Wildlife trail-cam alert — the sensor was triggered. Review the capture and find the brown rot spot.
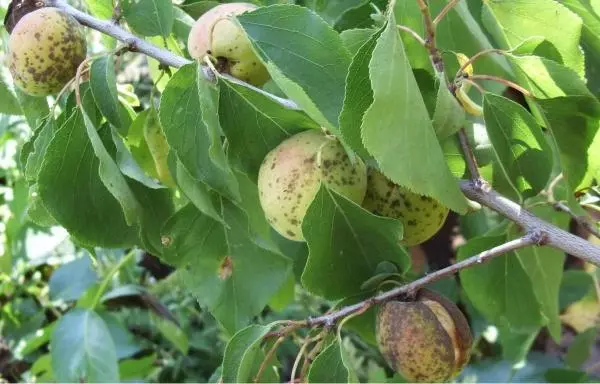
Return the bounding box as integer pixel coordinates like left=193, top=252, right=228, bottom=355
left=286, top=230, right=295, bottom=237
left=218, top=256, right=234, bottom=280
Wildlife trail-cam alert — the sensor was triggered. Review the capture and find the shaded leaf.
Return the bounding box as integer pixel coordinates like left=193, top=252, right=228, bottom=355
left=339, top=27, right=382, bottom=157
left=238, top=5, right=351, bottom=132
left=159, top=64, right=240, bottom=201
left=122, top=0, right=174, bottom=37
left=49, top=255, right=98, bottom=301
left=308, top=341, right=348, bottom=383
left=483, top=0, right=584, bottom=76
left=51, top=309, right=119, bottom=382
left=222, top=324, right=278, bottom=383
left=361, top=13, right=469, bottom=214
left=483, top=93, right=552, bottom=200
left=219, top=77, right=315, bottom=178
left=90, top=56, right=131, bottom=132
left=38, top=111, right=138, bottom=247
left=161, top=203, right=291, bottom=332
left=458, top=235, right=544, bottom=331
left=301, top=186, right=410, bottom=300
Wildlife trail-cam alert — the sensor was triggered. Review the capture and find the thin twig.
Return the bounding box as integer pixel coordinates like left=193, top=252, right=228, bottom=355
left=462, top=78, right=486, bottom=95
left=553, top=201, right=600, bottom=240
left=432, top=0, right=459, bottom=26
left=397, top=24, right=426, bottom=47
left=253, top=336, right=286, bottom=383
left=469, top=74, right=532, bottom=97
left=415, top=0, right=444, bottom=74
left=455, top=49, right=508, bottom=80
left=458, top=129, right=484, bottom=185
left=460, top=180, right=600, bottom=264
left=301, top=234, right=538, bottom=328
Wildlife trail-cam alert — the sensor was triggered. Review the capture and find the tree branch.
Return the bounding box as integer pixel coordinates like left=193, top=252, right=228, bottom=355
left=48, top=0, right=303, bottom=111
left=50, top=0, right=190, bottom=68
left=302, top=234, right=538, bottom=328
left=460, top=180, right=600, bottom=265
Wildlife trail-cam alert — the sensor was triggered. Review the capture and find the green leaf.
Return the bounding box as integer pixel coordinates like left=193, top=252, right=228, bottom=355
left=565, top=327, right=597, bottom=369
left=483, top=93, right=552, bottom=200
left=99, top=312, right=143, bottom=359
left=483, top=0, right=584, bottom=76
left=432, top=74, right=466, bottom=139
left=38, top=111, right=138, bottom=247
left=513, top=206, right=569, bottom=341
left=81, top=111, right=142, bottom=226
left=0, top=76, right=20, bottom=115
left=361, top=14, right=469, bottom=214
left=508, top=55, right=600, bottom=191
left=559, top=270, right=595, bottom=310
left=458, top=235, right=544, bottom=332
left=159, top=64, right=240, bottom=201
left=173, top=7, right=195, bottom=43
left=301, top=186, right=410, bottom=300
left=151, top=313, right=189, bottom=354
left=51, top=309, right=119, bottom=382
left=111, top=127, right=164, bottom=189
left=222, top=324, right=277, bottom=383
left=24, top=118, right=54, bottom=182
left=84, top=0, right=112, bottom=19
left=219, top=77, right=316, bottom=178
left=167, top=152, right=223, bottom=223
left=238, top=5, right=352, bottom=132
left=129, top=180, right=174, bottom=255
left=122, top=0, right=174, bottom=37
left=15, top=88, right=49, bottom=130
left=340, top=28, right=376, bottom=56
left=333, top=0, right=387, bottom=31
left=161, top=203, right=292, bottom=333
left=49, top=255, right=98, bottom=301
left=339, top=27, right=382, bottom=157
left=119, top=354, right=157, bottom=381
left=90, top=56, right=132, bottom=132
left=497, top=322, right=539, bottom=362
left=308, top=341, right=349, bottom=383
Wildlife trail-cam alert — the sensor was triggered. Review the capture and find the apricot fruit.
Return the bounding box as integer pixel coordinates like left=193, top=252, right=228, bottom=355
left=362, top=169, right=449, bottom=246
left=376, top=289, right=472, bottom=382
left=8, top=7, right=87, bottom=96
left=258, top=130, right=367, bottom=241
left=187, top=3, right=270, bottom=86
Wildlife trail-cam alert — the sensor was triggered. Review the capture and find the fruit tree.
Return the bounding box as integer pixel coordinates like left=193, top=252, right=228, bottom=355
left=1, top=0, right=600, bottom=382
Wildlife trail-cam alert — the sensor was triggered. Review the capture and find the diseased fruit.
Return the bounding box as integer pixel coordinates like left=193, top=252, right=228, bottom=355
left=258, top=130, right=367, bottom=241
left=8, top=7, right=87, bottom=96
left=187, top=3, right=270, bottom=86
left=377, top=289, right=472, bottom=382
left=362, top=169, right=449, bottom=246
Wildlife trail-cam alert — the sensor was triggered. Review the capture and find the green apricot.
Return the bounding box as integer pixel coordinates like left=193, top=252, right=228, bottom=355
left=258, top=130, right=367, bottom=241
left=362, top=169, right=449, bottom=246
left=187, top=3, right=270, bottom=86
left=8, top=7, right=87, bottom=96
left=376, top=289, right=472, bottom=382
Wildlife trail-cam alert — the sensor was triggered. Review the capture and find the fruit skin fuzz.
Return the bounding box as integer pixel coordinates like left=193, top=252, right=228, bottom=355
left=187, top=2, right=270, bottom=86
left=376, top=289, right=472, bottom=382
left=8, top=7, right=87, bottom=96
left=258, top=130, right=367, bottom=241
left=363, top=169, right=449, bottom=246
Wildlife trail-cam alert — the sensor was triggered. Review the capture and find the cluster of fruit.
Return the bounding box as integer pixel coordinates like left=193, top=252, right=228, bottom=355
left=5, top=3, right=472, bottom=382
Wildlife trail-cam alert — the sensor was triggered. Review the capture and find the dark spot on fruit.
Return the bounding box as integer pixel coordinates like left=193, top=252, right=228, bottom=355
left=286, top=230, right=295, bottom=237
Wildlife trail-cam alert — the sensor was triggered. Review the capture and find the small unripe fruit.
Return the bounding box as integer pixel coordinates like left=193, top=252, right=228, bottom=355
left=8, top=7, right=87, bottom=96
left=363, top=169, right=449, bottom=246
left=377, top=289, right=472, bottom=382
left=258, top=130, right=367, bottom=241
left=187, top=3, right=270, bottom=86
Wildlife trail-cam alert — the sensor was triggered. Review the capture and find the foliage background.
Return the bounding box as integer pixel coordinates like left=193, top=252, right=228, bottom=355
left=0, top=0, right=599, bottom=382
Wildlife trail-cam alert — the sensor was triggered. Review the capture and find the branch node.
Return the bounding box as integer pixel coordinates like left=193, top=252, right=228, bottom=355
left=530, top=230, right=549, bottom=246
